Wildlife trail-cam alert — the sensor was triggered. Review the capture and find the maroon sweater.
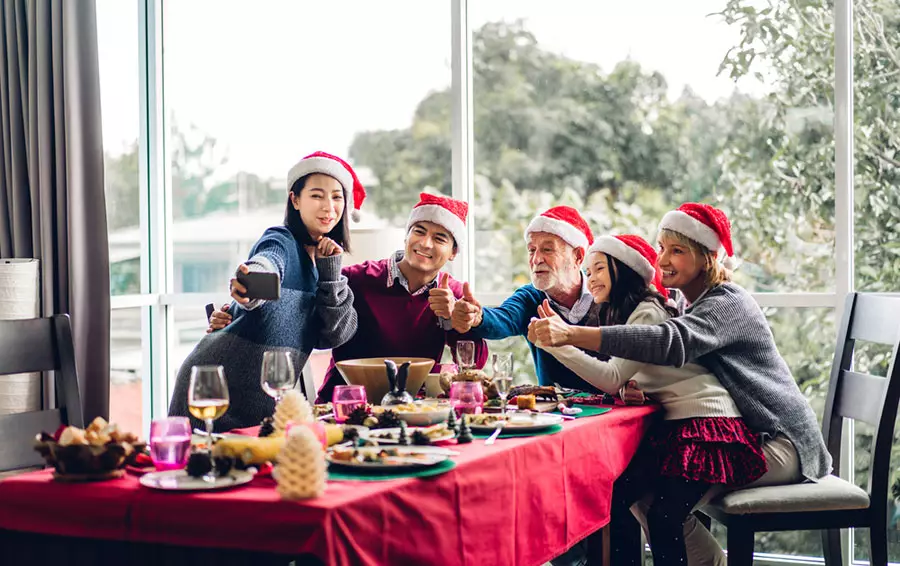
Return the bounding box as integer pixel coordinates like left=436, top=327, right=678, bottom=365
left=317, top=258, right=488, bottom=402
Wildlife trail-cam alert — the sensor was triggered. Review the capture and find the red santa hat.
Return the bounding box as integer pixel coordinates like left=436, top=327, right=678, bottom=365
left=286, top=151, right=367, bottom=222
left=587, top=234, right=668, bottom=299
left=658, top=203, right=734, bottom=259
left=524, top=206, right=594, bottom=250
left=406, top=192, right=469, bottom=246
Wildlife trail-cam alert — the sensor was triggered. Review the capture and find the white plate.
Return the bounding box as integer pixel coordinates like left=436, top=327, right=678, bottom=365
left=466, top=412, right=564, bottom=433
left=326, top=446, right=449, bottom=471
left=139, top=469, right=254, bottom=491
left=361, top=426, right=455, bottom=444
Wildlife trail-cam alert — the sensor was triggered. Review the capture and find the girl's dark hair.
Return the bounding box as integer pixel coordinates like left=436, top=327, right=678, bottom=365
left=599, top=253, right=677, bottom=326
left=283, top=174, right=352, bottom=253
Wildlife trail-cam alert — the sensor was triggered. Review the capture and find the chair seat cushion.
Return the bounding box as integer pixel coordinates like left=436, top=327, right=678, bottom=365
left=707, top=474, right=870, bottom=514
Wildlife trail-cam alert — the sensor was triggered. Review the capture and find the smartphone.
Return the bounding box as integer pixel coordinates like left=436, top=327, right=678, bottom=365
left=236, top=271, right=281, bottom=301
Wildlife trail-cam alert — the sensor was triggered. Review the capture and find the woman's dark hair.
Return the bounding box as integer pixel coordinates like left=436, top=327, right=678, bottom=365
left=283, top=174, right=352, bottom=253
left=599, top=253, right=677, bottom=326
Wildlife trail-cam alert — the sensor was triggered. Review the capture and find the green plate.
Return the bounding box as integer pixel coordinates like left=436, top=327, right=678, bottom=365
left=327, top=459, right=456, bottom=481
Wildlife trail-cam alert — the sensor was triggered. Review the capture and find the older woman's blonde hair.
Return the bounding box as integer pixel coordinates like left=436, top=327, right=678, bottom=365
left=658, top=229, right=732, bottom=288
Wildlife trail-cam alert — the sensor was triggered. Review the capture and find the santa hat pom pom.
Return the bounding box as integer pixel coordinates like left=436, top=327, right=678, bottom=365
left=722, top=255, right=740, bottom=271
left=351, top=209, right=361, bottom=222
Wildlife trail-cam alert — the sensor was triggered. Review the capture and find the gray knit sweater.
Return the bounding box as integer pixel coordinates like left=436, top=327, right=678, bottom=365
left=598, top=282, right=832, bottom=481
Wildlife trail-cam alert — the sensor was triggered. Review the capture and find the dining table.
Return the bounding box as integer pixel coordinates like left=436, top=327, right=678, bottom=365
left=0, top=404, right=658, bottom=566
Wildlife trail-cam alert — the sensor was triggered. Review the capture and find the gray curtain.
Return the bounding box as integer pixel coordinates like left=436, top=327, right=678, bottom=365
left=0, top=0, right=109, bottom=420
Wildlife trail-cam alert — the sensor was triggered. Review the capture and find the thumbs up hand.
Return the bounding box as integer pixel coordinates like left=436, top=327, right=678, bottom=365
left=451, top=282, right=483, bottom=333
left=527, top=299, right=572, bottom=347
left=428, top=272, right=456, bottom=320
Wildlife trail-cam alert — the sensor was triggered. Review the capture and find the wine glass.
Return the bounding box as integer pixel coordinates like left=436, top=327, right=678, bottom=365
left=450, top=381, right=484, bottom=417
left=188, top=365, right=230, bottom=482
left=491, top=352, right=513, bottom=416
left=260, top=350, right=297, bottom=403
left=456, top=340, right=475, bottom=371
left=332, top=385, right=367, bottom=423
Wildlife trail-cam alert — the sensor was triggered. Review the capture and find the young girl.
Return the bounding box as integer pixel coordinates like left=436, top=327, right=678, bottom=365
left=529, top=204, right=831, bottom=565
left=169, top=152, right=361, bottom=432
left=530, top=233, right=768, bottom=566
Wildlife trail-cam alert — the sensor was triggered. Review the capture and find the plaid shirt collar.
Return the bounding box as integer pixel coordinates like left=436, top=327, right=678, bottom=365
left=546, top=272, right=593, bottom=324
left=387, top=250, right=440, bottom=297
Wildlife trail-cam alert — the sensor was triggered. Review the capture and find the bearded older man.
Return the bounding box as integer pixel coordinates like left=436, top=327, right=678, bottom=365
left=446, top=206, right=604, bottom=391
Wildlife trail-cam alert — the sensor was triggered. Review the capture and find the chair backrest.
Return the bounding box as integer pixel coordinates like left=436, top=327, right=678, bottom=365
left=821, top=293, right=900, bottom=501
left=0, top=315, right=84, bottom=472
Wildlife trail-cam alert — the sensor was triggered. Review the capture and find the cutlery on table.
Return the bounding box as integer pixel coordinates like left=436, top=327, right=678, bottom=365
left=484, top=421, right=506, bottom=445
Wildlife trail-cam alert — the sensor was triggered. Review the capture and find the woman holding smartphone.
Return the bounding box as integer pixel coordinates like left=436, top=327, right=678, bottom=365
left=169, top=152, right=361, bottom=432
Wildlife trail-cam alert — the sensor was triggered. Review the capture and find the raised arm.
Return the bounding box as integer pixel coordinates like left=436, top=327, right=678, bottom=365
left=593, top=285, right=746, bottom=367
left=313, top=241, right=358, bottom=350
left=466, top=287, right=540, bottom=340
left=234, top=231, right=290, bottom=311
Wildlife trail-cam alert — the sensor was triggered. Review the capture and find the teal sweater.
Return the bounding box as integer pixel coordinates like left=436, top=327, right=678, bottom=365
left=470, top=285, right=604, bottom=391
left=169, top=227, right=357, bottom=431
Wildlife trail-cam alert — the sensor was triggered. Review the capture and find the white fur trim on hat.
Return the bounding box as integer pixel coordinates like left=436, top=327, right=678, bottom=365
left=587, top=236, right=655, bottom=283
left=407, top=204, right=466, bottom=247
left=524, top=216, right=589, bottom=250
left=658, top=210, right=722, bottom=253
left=287, top=157, right=355, bottom=207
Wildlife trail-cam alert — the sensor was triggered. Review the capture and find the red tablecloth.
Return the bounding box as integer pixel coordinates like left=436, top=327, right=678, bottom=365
left=0, top=405, right=657, bottom=566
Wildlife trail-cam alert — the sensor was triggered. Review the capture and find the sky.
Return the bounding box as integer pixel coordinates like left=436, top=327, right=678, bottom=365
left=96, top=1, right=759, bottom=181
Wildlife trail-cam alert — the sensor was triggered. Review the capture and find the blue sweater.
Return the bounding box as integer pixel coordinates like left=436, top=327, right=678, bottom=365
left=470, top=285, right=604, bottom=391
left=169, top=227, right=358, bottom=431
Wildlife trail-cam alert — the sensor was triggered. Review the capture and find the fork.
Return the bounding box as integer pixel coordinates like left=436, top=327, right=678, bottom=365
left=484, top=421, right=506, bottom=445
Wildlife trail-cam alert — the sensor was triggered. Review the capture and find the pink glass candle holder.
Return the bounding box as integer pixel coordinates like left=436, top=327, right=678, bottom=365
left=149, top=417, right=192, bottom=471
left=450, top=381, right=484, bottom=417
left=332, top=384, right=367, bottom=424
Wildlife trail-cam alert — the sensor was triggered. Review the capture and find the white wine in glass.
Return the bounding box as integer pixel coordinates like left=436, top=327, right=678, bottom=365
left=188, top=365, right=230, bottom=482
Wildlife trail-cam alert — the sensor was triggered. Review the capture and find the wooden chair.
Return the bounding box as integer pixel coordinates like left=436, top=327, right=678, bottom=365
left=702, top=293, right=900, bottom=566
left=0, top=315, right=84, bottom=473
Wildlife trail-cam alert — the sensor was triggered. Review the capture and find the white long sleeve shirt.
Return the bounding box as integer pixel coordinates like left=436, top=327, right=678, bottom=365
left=542, top=300, right=741, bottom=421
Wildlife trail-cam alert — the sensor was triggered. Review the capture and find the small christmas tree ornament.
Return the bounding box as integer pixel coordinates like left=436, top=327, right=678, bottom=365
left=273, top=390, right=313, bottom=435
left=276, top=426, right=327, bottom=500
left=456, top=414, right=473, bottom=444
left=397, top=420, right=410, bottom=446
left=446, top=408, right=458, bottom=434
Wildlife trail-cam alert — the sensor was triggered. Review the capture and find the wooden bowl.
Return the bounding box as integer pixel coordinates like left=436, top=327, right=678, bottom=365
left=335, top=357, right=435, bottom=404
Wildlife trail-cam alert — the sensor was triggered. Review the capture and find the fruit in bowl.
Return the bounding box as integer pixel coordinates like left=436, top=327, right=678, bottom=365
left=34, top=417, right=145, bottom=481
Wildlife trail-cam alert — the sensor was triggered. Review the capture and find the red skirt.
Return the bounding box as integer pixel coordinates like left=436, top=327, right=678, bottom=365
left=647, top=417, right=768, bottom=487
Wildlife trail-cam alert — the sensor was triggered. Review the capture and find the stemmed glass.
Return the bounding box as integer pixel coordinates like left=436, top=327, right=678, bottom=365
left=491, top=352, right=513, bottom=416
left=188, top=365, right=230, bottom=482
left=260, top=350, right=297, bottom=403
left=456, top=340, right=475, bottom=371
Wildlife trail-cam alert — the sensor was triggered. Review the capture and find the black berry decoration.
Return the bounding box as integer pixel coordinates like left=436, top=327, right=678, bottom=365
left=186, top=451, right=212, bottom=478
left=258, top=417, right=275, bottom=437
left=411, top=430, right=431, bottom=446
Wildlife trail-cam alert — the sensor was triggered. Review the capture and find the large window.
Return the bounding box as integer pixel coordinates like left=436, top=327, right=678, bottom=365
left=97, top=0, right=145, bottom=431
left=96, top=1, right=897, bottom=563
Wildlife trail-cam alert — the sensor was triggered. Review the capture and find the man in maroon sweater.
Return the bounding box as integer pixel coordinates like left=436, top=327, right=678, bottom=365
left=208, top=193, right=488, bottom=403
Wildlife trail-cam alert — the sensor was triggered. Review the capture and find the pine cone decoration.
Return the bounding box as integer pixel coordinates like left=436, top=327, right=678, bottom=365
left=258, top=417, right=275, bottom=437
left=345, top=406, right=371, bottom=426
left=374, top=409, right=402, bottom=429
left=273, top=390, right=313, bottom=435
left=276, top=427, right=326, bottom=500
